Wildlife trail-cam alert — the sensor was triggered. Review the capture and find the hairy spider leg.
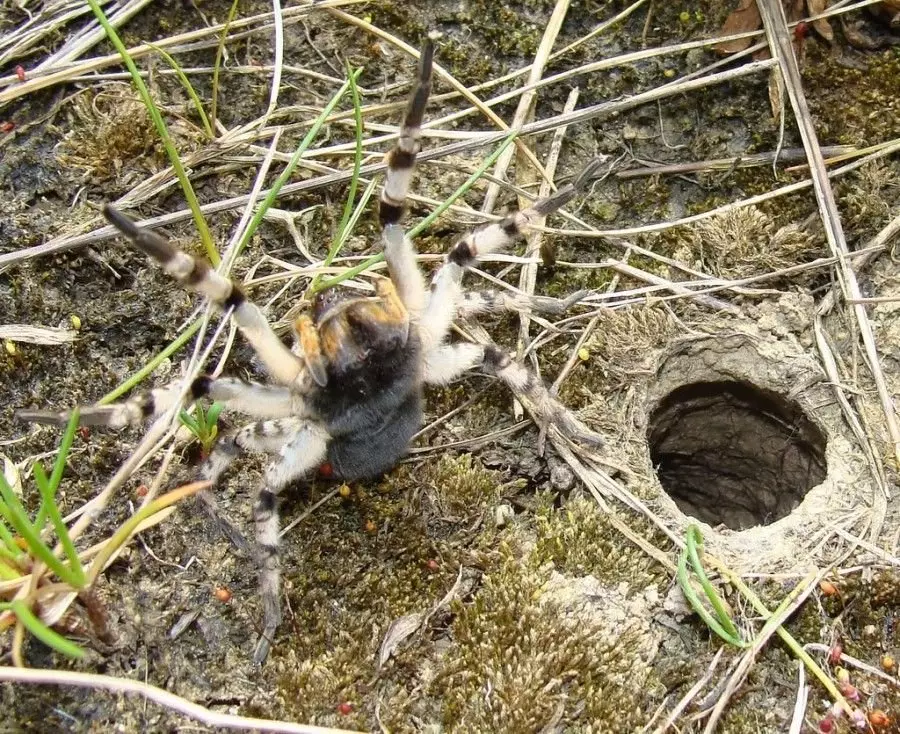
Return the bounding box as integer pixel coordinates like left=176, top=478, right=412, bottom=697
left=103, top=206, right=306, bottom=387
left=379, top=36, right=435, bottom=318
left=419, top=157, right=604, bottom=349
left=251, top=422, right=329, bottom=665
left=196, top=417, right=308, bottom=553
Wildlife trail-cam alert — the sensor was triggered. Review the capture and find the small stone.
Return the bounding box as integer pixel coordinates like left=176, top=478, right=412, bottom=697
left=550, top=462, right=575, bottom=492
left=493, top=503, right=515, bottom=528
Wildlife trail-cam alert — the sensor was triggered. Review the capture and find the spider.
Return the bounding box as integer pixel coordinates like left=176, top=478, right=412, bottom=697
left=19, top=38, right=603, bottom=664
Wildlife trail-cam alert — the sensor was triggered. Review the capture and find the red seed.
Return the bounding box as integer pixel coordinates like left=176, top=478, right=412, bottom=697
left=818, top=715, right=834, bottom=733
left=819, top=580, right=838, bottom=596
left=426, top=559, right=439, bottom=572
left=838, top=681, right=860, bottom=702
left=0, top=122, right=13, bottom=133
left=336, top=702, right=352, bottom=715
left=828, top=643, right=842, bottom=665
left=136, top=484, right=149, bottom=497
left=795, top=21, right=809, bottom=40
left=78, top=426, right=91, bottom=441
left=869, top=710, right=891, bottom=728
left=364, top=519, right=377, bottom=533
left=213, top=586, right=232, bottom=603
left=318, top=462, right=334, bottom=478
left=15, top=65, right=25, bottom=82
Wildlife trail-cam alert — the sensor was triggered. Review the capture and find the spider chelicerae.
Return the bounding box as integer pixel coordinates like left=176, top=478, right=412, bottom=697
left=20, top=37, right=604, bottom=664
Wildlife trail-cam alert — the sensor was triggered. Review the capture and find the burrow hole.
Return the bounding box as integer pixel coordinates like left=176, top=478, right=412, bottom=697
left=647, top=380, right=827, bottom=530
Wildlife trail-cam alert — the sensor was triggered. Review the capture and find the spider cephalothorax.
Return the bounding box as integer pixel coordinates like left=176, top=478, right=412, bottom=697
left=19, top=37, right=603, bottom=663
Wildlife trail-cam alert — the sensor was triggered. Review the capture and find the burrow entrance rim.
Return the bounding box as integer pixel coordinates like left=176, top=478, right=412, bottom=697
left=647, top=379, right=828, bottom=531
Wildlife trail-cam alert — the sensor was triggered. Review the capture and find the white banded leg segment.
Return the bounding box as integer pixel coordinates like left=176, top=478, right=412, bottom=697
left=194, top=376, right=305, bottom=419
left=444, top=157, right=606, bottom=268
left=423, top=342, right=484, bottom=385
left=103, top=206, right=303, bottom=386
left=17, top=382, right=185, bottom=429
left=252, top=422, right=329, bottom=665
left=383, top=224, right=427, bottom=316
left=420, top=261, right=464, bottom=348
left=379, top=38, right=435, bottom=226
left=196, top=418, right=306, bottom=553
left=457, top=288, right=590, bottom=319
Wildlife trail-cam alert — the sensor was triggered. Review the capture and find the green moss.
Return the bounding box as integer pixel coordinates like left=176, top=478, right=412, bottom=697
left=803, top=46, right=900, bottom=146
left=425, top=452, right=510, bottom=519
left=534, top=496, right=669, bottom=590
left=433, top=550, right=652, bottom=732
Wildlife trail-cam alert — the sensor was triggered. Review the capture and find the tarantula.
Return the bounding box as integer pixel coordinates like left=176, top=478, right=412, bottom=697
left=20, top=38, right=603, bottom=663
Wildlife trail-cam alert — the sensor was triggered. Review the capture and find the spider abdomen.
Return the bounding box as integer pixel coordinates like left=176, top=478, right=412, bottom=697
left=310, top=332, right=424, bottom=480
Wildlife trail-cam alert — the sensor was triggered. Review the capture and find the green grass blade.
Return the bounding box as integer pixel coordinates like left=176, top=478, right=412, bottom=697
left=0, top=542, right=24, bottom=578
left=211, top=0, right=241, bottom=129
left=48, top=410, right=79, bottom=497
left=31, top=462, right=51, bottom=532
left=676, top=525, right=745, bottom=648
left=178, top=409, right=201, bottom=435
left=311, top=131, right=518, bottom=293
left=233, top=68, right=363, bottom=260
left=685, top=525, right=740, bottom=637
left=99, top=317, right=202, bottom=405
left=0, top=516, right=22, bottom=558
left=35, top=472, right=85, bottom=586
left=145, top=42, right=213, bottom=138
left=206, top=402, right=224, bottom=427
left=0, top=483, right=81, bottom=588
left=0, top=600, right=84, bottom=659
left=0, top=560, right=21, bottom=581
left=86, top=0, right=218, bottom=265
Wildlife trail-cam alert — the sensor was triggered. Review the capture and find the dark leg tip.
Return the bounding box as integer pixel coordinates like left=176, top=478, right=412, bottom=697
left=483, top=344, right=510, bottom=372
left=103, top=205, right=141, bottom=239
left=190, top=375, right=212, bottom=399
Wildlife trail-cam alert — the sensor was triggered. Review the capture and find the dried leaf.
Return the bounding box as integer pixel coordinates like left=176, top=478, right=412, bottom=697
left=378, top=613, right=423, bottom=668
left=2, top=454, right=22, bottom=497
left=808, top=0, right=834, bottom=41
left=715, top=0, right=762, bottom=54
left=0, top=325, right=77, bottom=345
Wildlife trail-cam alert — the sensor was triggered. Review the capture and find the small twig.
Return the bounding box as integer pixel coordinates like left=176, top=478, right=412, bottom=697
left=651, top=648, right=724, bottom=734
left=0, top=666, right=361, bottom=734
left=788, top=660, right=809, bottom=734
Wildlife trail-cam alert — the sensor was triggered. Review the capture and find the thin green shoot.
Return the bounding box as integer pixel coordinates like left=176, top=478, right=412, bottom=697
left=712, top=560, right=855, bottom=715
left=179, top=402, right=224, bottom=456
left=0, top=411, right=85, bottom=589
left=310, top=63, right=365, bottom=292
left=145, top=42, right=214, bottom=139
left=86, top=0, right=218, bottom=265
left=231, top=67, right=364, bottom=261
left=85, top=482, right=206, bottom=586
left=311, top=131, right=519, bottom=293
left=676, top=524, right=746, bottom=648
left=98, top=317, right=202, bottom=405
left=0, top=511, right=21, bottom=561
left=0, top=600, right=84, bottom=659
left=211, top=0, right=241, bottom=130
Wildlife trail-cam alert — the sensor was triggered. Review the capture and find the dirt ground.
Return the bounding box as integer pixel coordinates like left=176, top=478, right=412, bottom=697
left=1, top=0, right=900, bottom=732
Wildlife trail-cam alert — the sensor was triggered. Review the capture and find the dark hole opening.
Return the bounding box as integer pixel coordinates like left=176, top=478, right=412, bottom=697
left=647, top=380, right=827, bottom=530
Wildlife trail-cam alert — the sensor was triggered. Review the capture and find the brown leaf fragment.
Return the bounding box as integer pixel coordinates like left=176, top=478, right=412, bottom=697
left=808, top=0, right=835, bottom=41
left=715, top=0, right=762, bottom=54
